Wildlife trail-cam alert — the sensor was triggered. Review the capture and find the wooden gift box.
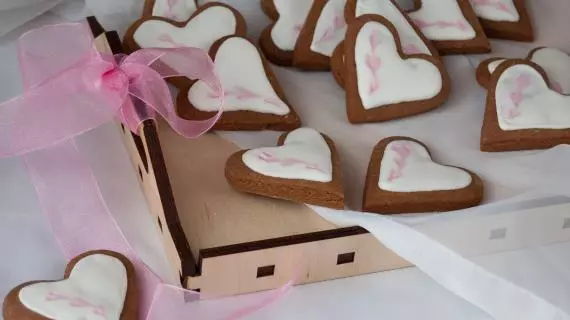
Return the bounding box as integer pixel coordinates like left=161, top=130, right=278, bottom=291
left=88, top=17, right=410, bottom=296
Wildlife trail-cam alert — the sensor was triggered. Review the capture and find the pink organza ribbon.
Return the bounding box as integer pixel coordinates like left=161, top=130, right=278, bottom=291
left=0, top=22, right=293, bottom=319
left=1, top=22, right=222, bottom=156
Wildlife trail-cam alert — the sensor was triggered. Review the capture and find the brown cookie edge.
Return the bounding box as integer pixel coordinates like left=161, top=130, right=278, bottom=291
left=330, top=41, right=346, bottom=88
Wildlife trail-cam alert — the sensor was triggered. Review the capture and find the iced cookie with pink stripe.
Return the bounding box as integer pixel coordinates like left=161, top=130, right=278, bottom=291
left=330, top=0, right=443, bottom=89
left=481, top=60, right=570, bottom=152
left=225, top=128, right=344, bottom=209
left=142, top=0, right=198, bottom=22
left=407, top=0, right=490, bottom=55
left=177, top=36, right=301, bottom=131
left=344, top=15, right=450, bottom=123
left=469, top=0, right=533, bottom=41
left=3, top=250, right=137, bottom=320
left=363, top=137, right=483, bottom=214
left=124, top=3, right=247, bottom=88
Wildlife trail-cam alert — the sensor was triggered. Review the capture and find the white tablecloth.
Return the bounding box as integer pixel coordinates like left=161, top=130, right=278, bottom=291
left=1, top=1, right=570, bottom=319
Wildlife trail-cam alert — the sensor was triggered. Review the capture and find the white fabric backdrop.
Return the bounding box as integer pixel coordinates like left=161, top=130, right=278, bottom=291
left=1, top=0, right=570, bottom=319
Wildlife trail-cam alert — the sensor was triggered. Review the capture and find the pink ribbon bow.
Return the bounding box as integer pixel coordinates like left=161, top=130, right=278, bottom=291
left=0, top=22, right=222, bottom=157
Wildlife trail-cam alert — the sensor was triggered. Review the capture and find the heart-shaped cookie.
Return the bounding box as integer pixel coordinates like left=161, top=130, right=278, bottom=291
left=363, top=137, right=483, bottom=214
left=125, top=3, right=246, bottom=52
left=469, top=0, right=533, bottom=41
left=331, top=0, right=440, bottom=88
left=176, top=36, right=301, bottom=131
left=293, top=0, right=347, bottom=70
left=344, top=15, right=450, bottom=123
left=225, top=128, right=344, bottom=208
left=480, top=60, right=570, bottom=152
left=259, top=0, right=315, bottom=66
left=3, top=250, right=137, bottom=320
left=142, top=0, right=198, bottom=22
left=124, top=3, right=246, bottom=88
left=407, top=0, right=490, bottom=55
left=476, top=47, right=570, bottom=93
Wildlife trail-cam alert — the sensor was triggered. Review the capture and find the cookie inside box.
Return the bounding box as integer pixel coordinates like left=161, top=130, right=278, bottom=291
left=89, top=18, right=410, bottom=296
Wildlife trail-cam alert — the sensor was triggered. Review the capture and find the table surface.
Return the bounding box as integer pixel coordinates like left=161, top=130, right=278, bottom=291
left=1, top=0, right=570, bottom=319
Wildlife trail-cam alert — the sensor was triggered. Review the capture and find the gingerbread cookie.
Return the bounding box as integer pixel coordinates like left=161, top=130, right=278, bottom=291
left=407, top=0, right=490, bottom=55
left=344, top=15, right=450, bottom=123
left=124, top=3, right=246, bottom=88
left=476, top=47, right=570, bottom=93
left=293, top=0, right=347, bottom=70
left=176, top=35, right=301, bottom=131
left=3, top=250, right=137, bottom=320
left=259, top=0, right=315, bottom=66
left=331, top=0, right=442, bottom=88
left=142, top=0, right=198, bottom=22
left=469, top=0, right=533, bottom=41
left=363, top=137, right=484, bottom=214
left=225, top=128, right=344, bottom=209
left=480, top=60, right=570, bottom=152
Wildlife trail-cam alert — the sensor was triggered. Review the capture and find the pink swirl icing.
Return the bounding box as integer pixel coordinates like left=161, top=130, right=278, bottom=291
left=387, top=142, right=412, bottom=181
left=413, top=19, right=469, bottom=31
left=257, top=151, right=328, bottom=174
left=46, top=292, right=107, bottom=319
left=366, top=31, right=383, bottom=94
left=471, top=0, right=513, bottom=14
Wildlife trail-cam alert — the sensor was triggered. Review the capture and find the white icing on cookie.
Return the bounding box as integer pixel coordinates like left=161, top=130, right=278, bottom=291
left=355, top=21, right=442, bottom=109
left=133, top=5, right=238, bottom=51
left=487, top=58, right=507, bottom=73
left=469, top=0, right=519, bottom=22
left=272, top=0, right=314, bottom=51
left=19, top=254, right=127, bottom=320
left=188, top=37, right=290, bottom=115
left=488, top=49, right=570, bottom=94
left=152, top=0, right=197, bottom=22
left=379, top=140, right=472, bottom=192
left=242, top=128, right=332, bottom=182
left=495, top=64, right=570, bottom=130
left=529, top=48, right=570, bottom=94
left=355, top=0, right=431, bottom=55
left=310, top=0, right=347, bottom=56
left=408, top=0, right=476, bottom=41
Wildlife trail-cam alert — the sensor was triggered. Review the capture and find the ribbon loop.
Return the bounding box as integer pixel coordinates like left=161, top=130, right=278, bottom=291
left=0, top=21, right=223, bottom=158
